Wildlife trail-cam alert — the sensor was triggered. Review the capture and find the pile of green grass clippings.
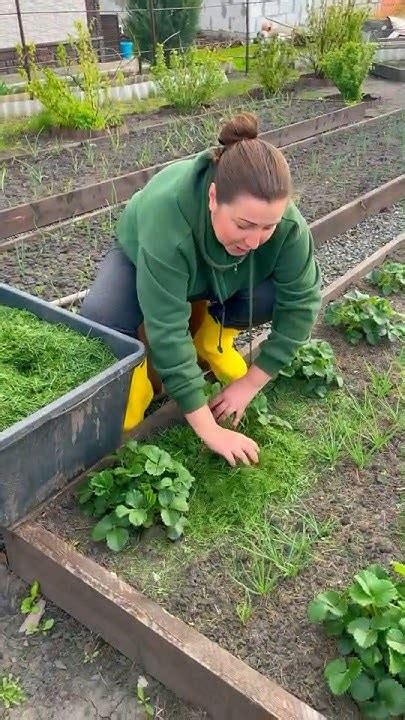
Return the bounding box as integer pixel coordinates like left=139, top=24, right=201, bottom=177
left=0, top=306, right=116, bottom=432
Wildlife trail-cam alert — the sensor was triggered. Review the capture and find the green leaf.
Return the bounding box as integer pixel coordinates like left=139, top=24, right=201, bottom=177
left=91, top=514, right=114, bottom=541
left=338, top=635, right=355, bottom=655
left=155, top=477, right=173, bottom=490
left=389, top=648, right=405, bottom=675
left=169, top=496, right=189, bottom=512
left=308, top=590, right=347, bottom=622
left=347, top=618, right=378, bottom=648
left=106, top=527, right=129, bottom=552
left=115, top=505, right=131, bottom=518
left=140, top=445, right=173, bottom=475
left=158, top=489, right=174, bottom=508
left=358, top=646, right=383, bottom=670
left=41, top=618, right=55, bottom=632
left=20, top=597, right=33, bottom=614
left=126, top=489, right=145, bottom=508
left=350, top=672, right=375, bottom=702
left=392, top=561, right=405, bottom=577
left=324, top=657, right=362, bottom=695
left=324, top=618, right=345, bottom=636
left=128, top=508, right=148, bottom=527
left=30, top=580, right=40, bottom=599
left=267, top=414, right=293, bottom=431
left=386, top=628, right=405, bottom=654
left=161, top=508, right=181, bottom=527
left=377, top=678, right=405, bottom=715
left=361, top=700, right=391, bottom=719
left=349, top=570, right=397, bottom=607
left=77, top=484, right=93, bottom=504
left=166, top=516, right=188, bottom=540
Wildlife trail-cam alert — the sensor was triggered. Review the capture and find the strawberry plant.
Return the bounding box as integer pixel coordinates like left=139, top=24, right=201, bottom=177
left=279, top=339, right=343, bottom=398
left=325, top=291, right=405, bottom=346
left=367, top=262, right=405, bottom=297
left=308, top=564, right=405, bottom=718
left=77, top=441, right=195, bottom=550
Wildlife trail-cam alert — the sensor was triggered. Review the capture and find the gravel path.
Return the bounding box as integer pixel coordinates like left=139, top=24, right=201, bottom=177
left=317, top=202, right=405, bottom=288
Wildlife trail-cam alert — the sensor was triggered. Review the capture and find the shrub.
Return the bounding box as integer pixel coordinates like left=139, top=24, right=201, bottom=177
left=297, top=0, right=370, bottom=77
left=321, top=41, right=376, bottom=104
left=77, top=440, right=195, bottom=549
left=308, top=563, right=405, bottom=717
left=151, top=44, right=225, bottom=111
left=125, top=0, right=202, bottom=58
left=17, top=21, right=122, bottom=131
left=324, top=290, right=405, bottom=345
left=255, top=37, right=299, bottom=95
left=367, top=262, right=405, bottom=296
left=279, top=339, right=343, bottom=397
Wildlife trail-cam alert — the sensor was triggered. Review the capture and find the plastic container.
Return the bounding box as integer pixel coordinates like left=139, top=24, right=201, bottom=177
left=120, top=40, right=134, bottom=60
left=0, top=284, right=145, bottom=528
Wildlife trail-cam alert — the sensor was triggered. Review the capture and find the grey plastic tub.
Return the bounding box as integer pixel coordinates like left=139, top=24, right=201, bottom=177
left=0, top=283, right=145, bottom=528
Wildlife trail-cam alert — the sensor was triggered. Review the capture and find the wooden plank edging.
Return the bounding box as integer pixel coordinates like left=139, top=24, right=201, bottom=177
left=0, top=103, right=374, bottom=241
left=4, top=523, right=325, bottom=720
left=310, top=175, right=405, bottom=246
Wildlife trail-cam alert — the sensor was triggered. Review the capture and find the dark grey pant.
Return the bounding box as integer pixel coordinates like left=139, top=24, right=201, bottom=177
left=80, top=244, right=274, bottom=335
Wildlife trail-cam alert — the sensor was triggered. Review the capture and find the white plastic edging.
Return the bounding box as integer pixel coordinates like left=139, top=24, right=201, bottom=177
left=0, top=80, right=157, bottom=119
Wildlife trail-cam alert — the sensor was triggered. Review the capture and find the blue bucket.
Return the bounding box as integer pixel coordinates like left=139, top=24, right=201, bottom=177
left=120, top=40, right=134, bottom=59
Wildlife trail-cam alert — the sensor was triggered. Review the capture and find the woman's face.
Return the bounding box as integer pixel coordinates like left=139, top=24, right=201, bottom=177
left=208, top=182, right=289, bottom=257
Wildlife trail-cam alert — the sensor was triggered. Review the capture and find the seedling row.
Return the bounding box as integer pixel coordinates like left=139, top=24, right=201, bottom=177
left=0, top=97, right=346, bottom=213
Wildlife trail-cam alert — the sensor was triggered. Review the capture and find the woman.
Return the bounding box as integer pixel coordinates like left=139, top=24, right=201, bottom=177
left=81, top=112, right=321, bottom=466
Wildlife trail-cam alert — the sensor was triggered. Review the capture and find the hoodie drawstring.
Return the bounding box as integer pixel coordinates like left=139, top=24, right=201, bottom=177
left=248, top=251, right=254, bottom=367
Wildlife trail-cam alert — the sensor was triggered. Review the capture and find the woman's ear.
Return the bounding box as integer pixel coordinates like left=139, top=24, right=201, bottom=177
left=208, top=182, right=217, bottom=213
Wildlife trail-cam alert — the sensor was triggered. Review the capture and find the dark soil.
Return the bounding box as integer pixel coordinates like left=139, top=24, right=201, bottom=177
left=1, top=111, right=404, bottom=301
left=0, top=564, right=207, bottom=720
left=38, top=260, right=405, bottom=719
left=0, top=98, right=346, bottom=210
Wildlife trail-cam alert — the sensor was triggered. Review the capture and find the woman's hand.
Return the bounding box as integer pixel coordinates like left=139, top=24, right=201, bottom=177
left=210, top=365, right=271, bottom=427
left=185, top=404, right=259, bottom=466
left=202, top=425, right=259, bottom=466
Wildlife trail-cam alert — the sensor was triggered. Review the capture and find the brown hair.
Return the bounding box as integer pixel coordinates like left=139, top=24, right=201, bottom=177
left=213, top=112, right=292, bottom=204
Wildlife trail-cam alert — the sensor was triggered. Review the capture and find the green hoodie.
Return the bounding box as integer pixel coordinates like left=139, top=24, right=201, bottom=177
left=117, top=150, right=321, bottom=414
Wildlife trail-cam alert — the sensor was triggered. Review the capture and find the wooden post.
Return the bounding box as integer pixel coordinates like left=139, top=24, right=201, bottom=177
left=14, top=0, right=31, bottom=82
left=148, top=0, right=157, bottom=66
left=245, top=0, right=250, bottom=75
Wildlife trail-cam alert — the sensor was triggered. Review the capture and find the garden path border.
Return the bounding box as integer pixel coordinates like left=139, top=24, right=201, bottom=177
left=0, top=102, right=378, bottom=242
left=3, top=229, right=405, bottom=720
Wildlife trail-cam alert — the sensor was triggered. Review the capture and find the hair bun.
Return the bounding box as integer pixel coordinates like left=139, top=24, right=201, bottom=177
left=218, top=112, right=258, bottom=147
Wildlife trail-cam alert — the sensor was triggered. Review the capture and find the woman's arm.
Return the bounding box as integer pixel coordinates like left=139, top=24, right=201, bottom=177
left=254, top=218, right=321, bottom=379
left=137, top=247, right=260, bottom=465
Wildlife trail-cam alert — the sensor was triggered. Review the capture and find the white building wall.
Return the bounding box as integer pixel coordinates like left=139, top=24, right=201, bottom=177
left=201, top=0, right=379, bottom=38
left=0, top=0, right=87, bottom=49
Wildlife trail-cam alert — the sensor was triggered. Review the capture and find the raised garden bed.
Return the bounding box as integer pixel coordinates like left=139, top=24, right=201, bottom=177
left=5, top=238, right=404, bottom=720
left=0, top=104, right=396, bottom=241
left=371, top=61, right=405, bottom=83
left=0, top=284, right=144, bottom=528
left=0, top=98, right=349, bottom=212
left=1, top=116, right=404, bottom=302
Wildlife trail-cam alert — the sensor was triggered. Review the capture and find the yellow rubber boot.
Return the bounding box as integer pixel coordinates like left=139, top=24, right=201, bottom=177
left=123, top=359, right=154, bottom=432
left=193, top=309, right=247, bottom=383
